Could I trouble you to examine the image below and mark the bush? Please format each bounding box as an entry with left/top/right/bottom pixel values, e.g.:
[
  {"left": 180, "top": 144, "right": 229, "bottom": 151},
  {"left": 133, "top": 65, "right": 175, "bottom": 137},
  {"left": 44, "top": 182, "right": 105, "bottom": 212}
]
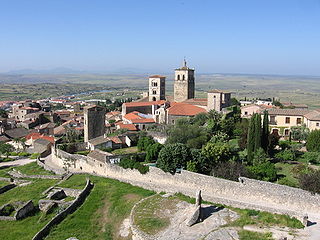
[
  {"left": 118, "top": 156, "right": 149, "bottom": 174},
  {"left": 0, "top": 204, "right": 14, "bottom": 216},
  {"left": 275, "top": 149, "right": 296, "bottom": 162},
  {"left": 277, "top": 177, "right": 297, "bottom": 187},
  {"left": 8, "top": 151, "right": 18, "bottom": 156},
  {"left": 145, "top": 143, "right": 163, "bottom": 163},
  {"left": 99, "top": 147, "right": 113, "bottom": 153},
  {"left": 306, "top": 129, "right": 320, "bottom": 152},
  {"left": 30, "top": 153, "right": 41, "bottom": 159},
  {"left": 212, "top": 161, "right": 248, "bottom": 181},
  {"left": 299, "top": 170, "right": 320, "bottom": 194},
  {"left": 137, "top": 136, "right": 155, "bottom": 151},
  {"left": 18, "top": 152, "right": 30, "bottom": 157},
  {"left": 301, "top": 152, "right": 320, "bottom": 164},
  {"left": 247, "top": 162, "right": 277, "bottom": 182}
]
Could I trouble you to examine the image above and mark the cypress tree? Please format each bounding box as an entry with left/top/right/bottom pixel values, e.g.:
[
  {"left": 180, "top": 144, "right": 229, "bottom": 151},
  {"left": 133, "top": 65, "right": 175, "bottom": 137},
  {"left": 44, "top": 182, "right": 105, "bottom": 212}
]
[
  {"left": 262, "top": 110, "right": 269, "bottom": 152},
  {"left": 247, "top": 114, "right": 256, "bottom": 164},
  {"left": 254, "top": 114, "right": 262, "bottom": 151}
]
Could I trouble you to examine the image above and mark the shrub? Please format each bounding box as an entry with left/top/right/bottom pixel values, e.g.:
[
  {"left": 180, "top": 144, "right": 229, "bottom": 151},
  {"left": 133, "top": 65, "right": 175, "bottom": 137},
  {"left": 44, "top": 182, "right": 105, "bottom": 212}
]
[
  {"left": 18, "top": 152, "right": 30, "bottom": 157},
  {"left": 247, "top": 162, "right": 277, "bottom": 182},
  {"left": 277, "top": 177, "right": 297, "bottom": 187},
  {"left": 137, "top": 136, "right": 155, "bottom": 151},
  {"left": 299, "top": 170, "right": 320, "bottom": 194},
  {"left": 8, "top": 151, "right": 18, "bottom": 156},
  {"left": 306, "top": 129, "right": 320, "bottom": 152},
  {"left": 275, "top": 149, "right": 296, "bottom": 162},
  {"left": 212, "top": 161, "right": 248, "bottom": 181},
  {"left": 118, "top": 156, "right": 149, "bottom": 174},
  {"left": 99, "top": 147, "right": 113, "bottom": 153},
  {"left": 30, "top": 153, "right": 41, "bottom": 159},
  {"left": 0, "top": 204, "right": 14, "bottom": 216},
  {"left": 301, "top": 152, "right": 320, "bottom": 164}
]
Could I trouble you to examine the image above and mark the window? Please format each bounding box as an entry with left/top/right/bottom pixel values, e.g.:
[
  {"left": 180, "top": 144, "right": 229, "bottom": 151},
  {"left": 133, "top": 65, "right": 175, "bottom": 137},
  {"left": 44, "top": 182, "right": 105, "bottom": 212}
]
[
  {"left": 152, "top": 90, "right": 156, "bottom": 95},
  {"left": 182, "top": 75, "right": 185, "bottom": 80},
  {"left": 270, "top": 116, "right": 276, "bottom": 124},
  {"left": 177, "top": 75, "right": 180, "bottom": 80},
  {"left": 297, "top": 118, "right": 302, "bottom": 124},
  {"left": 284, "top": 129, "right": 290, "bottom": 136},
  {"left": 152, "top": 82, "right": 158, "bottom": 87},
  {"left": 245, "top": 111, "right": 248, "bottom": 115},
  {"left": 316, "top": 123, "right": 319, "bottom": 127},
  {"left": 285, "top": 117, "right": 290, "bottom": 124}
]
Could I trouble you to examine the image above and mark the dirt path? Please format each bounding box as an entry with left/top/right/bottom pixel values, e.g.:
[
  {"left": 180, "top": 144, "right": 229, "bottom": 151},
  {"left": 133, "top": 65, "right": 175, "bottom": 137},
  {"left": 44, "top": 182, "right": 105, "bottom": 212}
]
[{"left": 0, "top": 158, "right": 36, "bottom": 168}]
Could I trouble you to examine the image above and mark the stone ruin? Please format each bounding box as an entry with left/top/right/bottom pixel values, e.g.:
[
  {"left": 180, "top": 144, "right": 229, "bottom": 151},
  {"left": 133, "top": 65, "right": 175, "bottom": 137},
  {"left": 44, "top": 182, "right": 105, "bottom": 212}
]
[
  {"left": 0, "top": 200, "right": 36, "bottom": 221},
  {"left": 186, "top": 190, "right": 203, "bottom": 226}
]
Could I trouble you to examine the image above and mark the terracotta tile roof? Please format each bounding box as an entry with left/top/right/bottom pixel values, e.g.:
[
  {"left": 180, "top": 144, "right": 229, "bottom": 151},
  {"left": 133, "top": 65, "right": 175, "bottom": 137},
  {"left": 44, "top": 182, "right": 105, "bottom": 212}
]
[
  {"left": 123, "top": 111, "right": 155, "bottom": 124},
  {"left": 109, "top": 136, "right": 123, "bottom": 144},
  {"left": 26, "top": 132, "right": 55, "bottom": 144},
  {"left": 123, "top": 100, "right": 166, "bottom": 107},
  {"left": 5, "top": 128, "right": 29, "bottom": 139},
  {"left": 116, "top": 123, "right": 137, "bottom": 131},
  {"left": 168, "top": 103, "right": 207, "bottom": 116},
  {"left": 267, "top": 108, "right": 311, "bottom": 116},
  {"left": 183, "top": 98, "right": 208, "bottom": 106},
  {"left": 304, "top": 110, "right": 320, "bottom": 121},
  {"left": 149, "top": 75, "right": 166, "bottom": 78},
  {"left": 107, "top": 111, "right": 121, "bottom": 116}
]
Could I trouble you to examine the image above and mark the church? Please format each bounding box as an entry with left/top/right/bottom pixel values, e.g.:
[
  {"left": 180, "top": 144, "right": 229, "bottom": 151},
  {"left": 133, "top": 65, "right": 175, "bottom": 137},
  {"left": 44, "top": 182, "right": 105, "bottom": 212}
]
[{"left": 121, "top": 60, "right": 231, "bottom": 127}]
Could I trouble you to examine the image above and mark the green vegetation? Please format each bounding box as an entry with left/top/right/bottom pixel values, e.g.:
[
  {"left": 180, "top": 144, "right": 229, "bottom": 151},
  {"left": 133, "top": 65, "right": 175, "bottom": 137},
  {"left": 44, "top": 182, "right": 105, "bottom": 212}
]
[
  {"left": 133, "top": 195, "right": 172, "bottom": 235},
  {"left": 57, "top": 174, "right": 88, "bottom": 189},
  {"left": 238, "top": 230, "right": 273, "bottom": 240},
  {"left": 15, "top": 162, "right": 54, "bottom": 176},
  {"left": 30, "top": 153, "right": 41, "bottom": 159},
  {"left": 111, "top": 146, "right": 139, "bottom": 155},
  {"left": 228, "top": 208, "right": 304, "bottom": 229},
  {"left": 118, "top": 156, "right": 149, "bottom": 174},
  {"left": 46, "top": 174, "right": 154, "bottom": 240},
  {"left": 306, "top": 129, "right": 320, "bottom": 152}
]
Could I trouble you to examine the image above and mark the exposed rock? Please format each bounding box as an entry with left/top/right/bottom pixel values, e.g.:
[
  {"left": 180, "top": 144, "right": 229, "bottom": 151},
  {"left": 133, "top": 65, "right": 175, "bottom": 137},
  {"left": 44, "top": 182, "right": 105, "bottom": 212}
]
[
  {"left": 204, "top": 228, "right": 239, "bottom": 240},
  {"left": 186, "top": 205, "right": 201, "bottom": 227},
  {"left": 48, "top": 189, "right": 67, "bottom": 200}
]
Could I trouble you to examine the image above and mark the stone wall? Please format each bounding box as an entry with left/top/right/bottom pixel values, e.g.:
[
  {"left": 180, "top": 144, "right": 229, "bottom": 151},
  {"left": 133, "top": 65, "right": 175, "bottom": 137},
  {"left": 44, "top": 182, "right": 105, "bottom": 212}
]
[
  {"left": 32, "top": 179, "right": 93, "bottom": 240},
  {"left": 51, "top": 148, "right": 320, "bottom": 219},
  {"left": 37, "top": 159, "right": 66, "bottom": 175},
  {"left": 15, "top": 200, "right": 35, "bottom": 220},
  {"left": 8, "top": 169, "right": 62, "bottom": 180},
  {"left": 0, "top": 184, "right": 16, "bottom": 194}
]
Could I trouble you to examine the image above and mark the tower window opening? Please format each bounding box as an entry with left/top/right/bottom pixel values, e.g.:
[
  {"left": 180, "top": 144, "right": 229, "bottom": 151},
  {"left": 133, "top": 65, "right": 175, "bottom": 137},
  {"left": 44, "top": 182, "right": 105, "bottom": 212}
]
[
  {"left": 177, "top": 75, "right": 180, "bottom": 80},
  {"left": 182, "top": 75, "right": 185, "bottom": 80}
]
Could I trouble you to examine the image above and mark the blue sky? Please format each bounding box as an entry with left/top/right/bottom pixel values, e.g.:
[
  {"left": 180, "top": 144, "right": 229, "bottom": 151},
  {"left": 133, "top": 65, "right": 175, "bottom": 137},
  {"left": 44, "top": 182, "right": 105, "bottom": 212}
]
[{"left": 1, "top": 0, "right": 320, "bottom": 75}]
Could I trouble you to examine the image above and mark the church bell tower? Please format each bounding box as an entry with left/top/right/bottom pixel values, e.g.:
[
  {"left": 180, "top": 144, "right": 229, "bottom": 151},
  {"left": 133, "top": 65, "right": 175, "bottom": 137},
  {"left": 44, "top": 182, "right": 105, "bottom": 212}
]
[{"left": 173, "top": 59, "right": 195, "bottom": 102}]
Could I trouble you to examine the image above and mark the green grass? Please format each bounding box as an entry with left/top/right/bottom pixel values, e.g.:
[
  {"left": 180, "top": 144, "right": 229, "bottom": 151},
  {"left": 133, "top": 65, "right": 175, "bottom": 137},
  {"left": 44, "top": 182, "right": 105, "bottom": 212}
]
[
  {"left": 57, "top": 174, "right": 88, "bottom": 189},
  {"left": 133, "top": 195, "right": 171, "bottom": 235},
  {"left": 228, "top": 208, "right": 304, "bottom": 229},
  {"left": 239, "top": 230, "right": 274, "bottom": 240},
  {"left": 275, "top": 162, "right": 299, "bottom": 187},
  {"left": 15, "top": 162, "right": 55, "bottom": 176},
  {"left": 111, "top": 146, "right": 139, "bottom": 155},
  {"left": 0, "top": 179, "right": 58, "bottom": 206},
  {"left": 46, "top": 175, "right": 154, "bottom": 240},
  {"left": 0, "top": 180, "right": 10, "bottom": 188}
]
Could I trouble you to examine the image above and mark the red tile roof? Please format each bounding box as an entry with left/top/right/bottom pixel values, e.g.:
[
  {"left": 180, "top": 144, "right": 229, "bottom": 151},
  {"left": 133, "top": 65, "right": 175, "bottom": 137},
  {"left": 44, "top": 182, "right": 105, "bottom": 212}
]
[
  {"left": 149, "top": 75, "right": 166, "bottom": 78},
  {"left": 123, "top": 111, "right": 155, "bottom": 124},
  {"left": 26, "top": 133, "right": 55, "bottom": 144},
  {"left": 168, "top": 103, "right": 207, "bottom": 116},
  {"left": 116, "top": 123, "right": 137, "bottom": 131}
]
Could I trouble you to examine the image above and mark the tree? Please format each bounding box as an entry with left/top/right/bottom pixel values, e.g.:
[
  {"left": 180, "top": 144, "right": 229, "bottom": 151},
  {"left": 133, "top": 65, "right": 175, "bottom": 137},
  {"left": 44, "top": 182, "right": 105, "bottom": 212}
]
[
  {"left": 236, "top": 119, "right": 249, "bottom": 150},
  {"left": 212, "top": 161, "right": 248, "bottom": 181},
  {"left": 202, "top": 141, "right": 231, "bottom": 166},
  {"left": 0, "top": 109, "right": 8, "bottom": 118},
  {"left": 306, "top": 129, "right": 320, "bottom": 152},
  {"left": 157, "top": 143, "right": 190, "bottom": 174},
  {"left": 145, "top": 143, "right": 163, "bottom": 162},
  {"left": 0, "top": 142, "right": 14, "bottom": 158},
  {"left": 247, "top": 162, "right": 277, "bottom": 182},
  {"left": 252, "top": 148, "right": 269, "bottom": 165},
  {"left": 261, "top": 110, "right": 269, "bottom": 152},
  {"left": 299, "top": 170, "right": 320, "bottom": 194},
  {"left": 254, "top": 114, "right": 262, "bottom": 151},
  {"left": 137, "top": 136, "right": 155, "bottom": 151},
  {"left": 291, "top": 124, "right": 310, "bottom": 142},
  {"left": 247, "top": 114, "right": 256, "bottom": 164}
]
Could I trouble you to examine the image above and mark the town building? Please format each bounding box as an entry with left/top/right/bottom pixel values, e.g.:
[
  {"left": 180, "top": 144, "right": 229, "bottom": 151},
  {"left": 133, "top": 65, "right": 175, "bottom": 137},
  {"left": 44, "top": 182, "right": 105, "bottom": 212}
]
[
  {"left": 148, "top": 75, "right": 166, "bottom": 101},
  {"left": 84, "top": 105, "right": 106, "bottom": 142},
  {"left": 174, "top": 59, "right": 195, "bottom": 102}
]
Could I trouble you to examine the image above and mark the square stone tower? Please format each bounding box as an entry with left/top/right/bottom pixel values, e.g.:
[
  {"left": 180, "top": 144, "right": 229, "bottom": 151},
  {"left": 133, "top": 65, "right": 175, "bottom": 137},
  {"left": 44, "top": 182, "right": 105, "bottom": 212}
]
[
  {"left": 149, "top": 75, "right": 166, "bottom": 101},
  {"left": 207, "top": 90, "right": 231, "bottom": 112},
  {"left": 84, "top": 105, "right": 106, "bottom": 142},
  {"left": 174, "top": 59, "right": 195, "bottom": 102}
]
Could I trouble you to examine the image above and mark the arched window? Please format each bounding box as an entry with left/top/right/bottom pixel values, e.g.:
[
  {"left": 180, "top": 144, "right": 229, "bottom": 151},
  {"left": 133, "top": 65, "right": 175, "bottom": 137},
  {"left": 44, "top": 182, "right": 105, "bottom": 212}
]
[
  {"left": 177, "top": 75, "right": 180, "bottom": 80},
  {"left": 153, "top": 97, "right": 156, "bottom": 101},
  {"left": 182, "top": 75, "right": 185, "bottom": 80}
]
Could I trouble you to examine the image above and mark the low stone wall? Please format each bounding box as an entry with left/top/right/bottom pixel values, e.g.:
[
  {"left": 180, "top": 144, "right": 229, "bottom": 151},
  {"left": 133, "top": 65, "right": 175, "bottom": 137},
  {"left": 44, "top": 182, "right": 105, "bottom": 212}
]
[
  {"left": 15, "top": 200, "right": 35, "bottom": 220},
  {"left": 51, "top": 148, "right": 320, "bottom": 220},
  {"left": 0, "top": 184, "right": 16, "bottom": 194},
  {"left": 32, "top": 179, "right": 94, "bottom": 240},
  {"left": 8, "top": 169, "right": 62, "bottom": 180},
  {"left": 37, "top": 159, "right": 66, "bottom": 175}
]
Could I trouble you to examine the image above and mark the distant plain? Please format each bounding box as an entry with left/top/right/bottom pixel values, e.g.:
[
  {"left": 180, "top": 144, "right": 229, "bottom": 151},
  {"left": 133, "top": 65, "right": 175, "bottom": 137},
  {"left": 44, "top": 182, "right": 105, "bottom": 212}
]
[{"left": 0, "top": 73, "right": 319, "bottom": 108}]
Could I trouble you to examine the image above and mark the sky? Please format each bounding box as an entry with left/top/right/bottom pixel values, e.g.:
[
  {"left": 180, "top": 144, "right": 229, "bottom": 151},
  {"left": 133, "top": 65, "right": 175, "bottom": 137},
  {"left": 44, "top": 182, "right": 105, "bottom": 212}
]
[{"left": 1, "top": 0, "right": 320, "bottom": 75}]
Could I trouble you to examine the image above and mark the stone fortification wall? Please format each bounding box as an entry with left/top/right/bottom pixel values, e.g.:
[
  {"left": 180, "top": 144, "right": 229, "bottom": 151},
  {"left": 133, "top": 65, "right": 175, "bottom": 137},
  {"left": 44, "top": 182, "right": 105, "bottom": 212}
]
[
  {"left": 37, "top": 159, "right": 66, "bottom": 175},
  {"left": 51, "top": 148, "right": 320, "bottom": 219},
  {"left": 32, "top": 179, "right": 93, "bottom": 240},
  {"left": 8, "top": 169, "right": 62, "bottom": 180}
]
